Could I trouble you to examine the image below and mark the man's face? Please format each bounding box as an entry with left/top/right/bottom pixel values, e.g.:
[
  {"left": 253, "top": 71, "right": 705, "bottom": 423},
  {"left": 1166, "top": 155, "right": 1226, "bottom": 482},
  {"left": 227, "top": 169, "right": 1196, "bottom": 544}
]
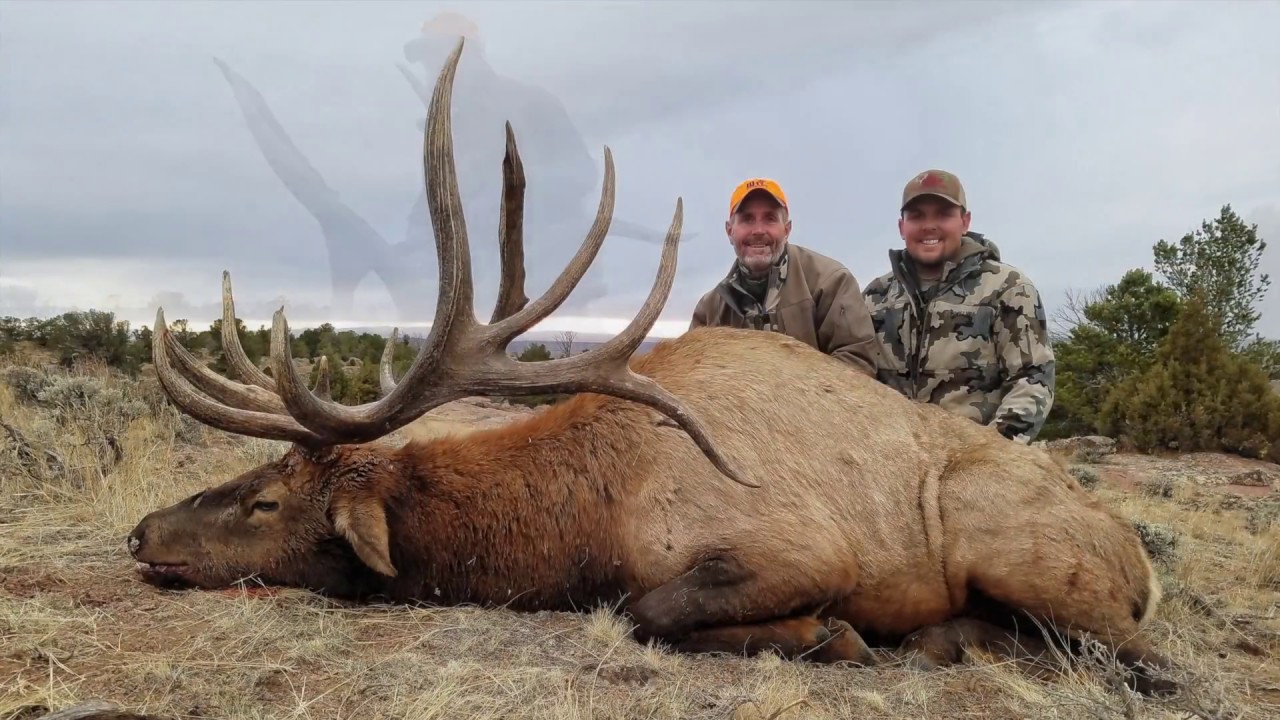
[
  {"left": 898, "top": 196, "right": 971, "bottom": 270},
  {"left": 726, "top": 192, "right": 791, "bottom": 275}
]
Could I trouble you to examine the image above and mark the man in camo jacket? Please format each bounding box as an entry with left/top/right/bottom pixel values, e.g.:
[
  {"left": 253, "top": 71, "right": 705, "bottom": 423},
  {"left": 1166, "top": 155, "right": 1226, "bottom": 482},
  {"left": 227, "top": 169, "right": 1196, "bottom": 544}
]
[{"left": 862, "top": 169, "right": 1056, "bottom": 443}]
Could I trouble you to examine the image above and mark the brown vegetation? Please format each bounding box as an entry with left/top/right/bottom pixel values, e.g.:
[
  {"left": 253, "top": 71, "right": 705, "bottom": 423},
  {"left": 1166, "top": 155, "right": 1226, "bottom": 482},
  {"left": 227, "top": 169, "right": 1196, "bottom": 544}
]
[{"left": 3, "top": 357, "right": 1279, "bottom": 719}]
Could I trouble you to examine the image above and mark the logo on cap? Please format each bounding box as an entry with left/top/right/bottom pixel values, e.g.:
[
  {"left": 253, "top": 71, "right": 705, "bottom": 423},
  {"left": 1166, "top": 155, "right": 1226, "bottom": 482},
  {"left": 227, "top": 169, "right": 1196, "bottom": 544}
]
[
  {"left": 919, "top": 172, "right": 947, "bottom": 188},
  {"left": 902, "top": 169, "right": 965, "bottom": 210},
  {"left": 729, "top": 177, "right": 788, "bottom": 216}
]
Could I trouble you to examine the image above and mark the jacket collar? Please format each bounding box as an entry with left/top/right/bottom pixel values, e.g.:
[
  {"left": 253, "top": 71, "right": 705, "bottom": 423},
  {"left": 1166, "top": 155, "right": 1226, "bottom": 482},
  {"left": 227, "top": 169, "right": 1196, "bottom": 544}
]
[
  {"left": 716, "top": 245, "right": 791, "bottom": 317},
  {"left": 888, "top": 232, "right": 997, "bottom": 301}
]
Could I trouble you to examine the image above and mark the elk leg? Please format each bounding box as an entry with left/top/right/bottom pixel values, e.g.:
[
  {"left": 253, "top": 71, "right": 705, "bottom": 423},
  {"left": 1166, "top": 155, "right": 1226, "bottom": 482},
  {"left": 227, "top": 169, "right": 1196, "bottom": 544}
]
[
  {"left": 667, "top": 616, "right": 876, "bottom": 665},
  {"left": 963, "top": 555, "right": 1179, "bottom": 696},
  {"left": 626, "top": 553, "right": 872, "bottom": 665},
  {"left": 897, "top": 617, "right": 1061, "bottom": 680}
]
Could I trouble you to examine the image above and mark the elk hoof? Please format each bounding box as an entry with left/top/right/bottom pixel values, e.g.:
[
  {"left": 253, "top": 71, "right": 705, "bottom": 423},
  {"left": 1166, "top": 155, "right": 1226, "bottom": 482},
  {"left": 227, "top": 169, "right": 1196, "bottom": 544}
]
[
  {"left": 1131, "top": 671, "right": 1181, "bottom": 698},
  {"left": 812, "top": 618, "right": 877, "bottom": 666}
]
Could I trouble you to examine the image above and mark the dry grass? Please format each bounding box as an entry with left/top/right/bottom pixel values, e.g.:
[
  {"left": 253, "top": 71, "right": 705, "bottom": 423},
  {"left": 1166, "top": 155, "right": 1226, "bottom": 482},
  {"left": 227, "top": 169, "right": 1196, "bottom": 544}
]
[{"left": 2, "top": 356, "right": 1279, "bottom": 719}]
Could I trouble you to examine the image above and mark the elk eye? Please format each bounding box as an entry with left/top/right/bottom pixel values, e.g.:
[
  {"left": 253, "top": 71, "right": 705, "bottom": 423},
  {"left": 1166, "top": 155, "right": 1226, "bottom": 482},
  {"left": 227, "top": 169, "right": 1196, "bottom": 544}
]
[{"left": 252, "top": 500, "right": 280, "bottom": 513}]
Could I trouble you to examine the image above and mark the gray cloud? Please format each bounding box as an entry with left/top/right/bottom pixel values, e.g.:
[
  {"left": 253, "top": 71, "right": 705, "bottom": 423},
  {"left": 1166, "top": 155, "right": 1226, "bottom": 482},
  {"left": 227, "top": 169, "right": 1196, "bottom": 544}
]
[{"left": 1, "top": 0, "right": 1277, "bottom": 341}]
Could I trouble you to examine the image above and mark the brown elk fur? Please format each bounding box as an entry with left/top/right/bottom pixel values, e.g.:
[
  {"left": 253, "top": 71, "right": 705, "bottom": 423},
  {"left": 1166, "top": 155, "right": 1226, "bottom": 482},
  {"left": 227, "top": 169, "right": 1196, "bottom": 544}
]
[{"left": 127, "top": 36, "right": 1179, "bottom": 697}]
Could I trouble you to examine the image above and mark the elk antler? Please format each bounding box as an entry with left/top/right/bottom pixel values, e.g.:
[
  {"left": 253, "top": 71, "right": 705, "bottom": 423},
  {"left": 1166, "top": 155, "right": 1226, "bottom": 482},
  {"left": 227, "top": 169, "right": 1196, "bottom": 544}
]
[
  {"left": 151, "top": 37, "right": 757, "bottom": 488},
  {"left": 311, "top": 355, "right": 333, "bottom": 402}
]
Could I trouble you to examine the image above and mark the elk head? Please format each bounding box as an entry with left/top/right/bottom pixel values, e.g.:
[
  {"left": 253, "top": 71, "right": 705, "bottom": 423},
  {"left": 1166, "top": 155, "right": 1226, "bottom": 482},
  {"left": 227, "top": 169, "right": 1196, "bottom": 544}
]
[
  {"left": 127, "top": 37, "right": 756, "bottom": 594},
  {"left": 127, "top": 440, "right": 401, "bottom": 596}
]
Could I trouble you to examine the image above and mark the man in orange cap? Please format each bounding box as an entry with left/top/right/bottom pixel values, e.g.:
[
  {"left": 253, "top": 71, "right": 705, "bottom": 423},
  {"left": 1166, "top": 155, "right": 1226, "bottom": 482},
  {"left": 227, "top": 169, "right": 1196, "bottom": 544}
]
[
  {"left": 689, "top": 177, "right": 883, "bottom": 378},
  {"left": 862, "top": 169, "right": 1056, "bottom": 443}
]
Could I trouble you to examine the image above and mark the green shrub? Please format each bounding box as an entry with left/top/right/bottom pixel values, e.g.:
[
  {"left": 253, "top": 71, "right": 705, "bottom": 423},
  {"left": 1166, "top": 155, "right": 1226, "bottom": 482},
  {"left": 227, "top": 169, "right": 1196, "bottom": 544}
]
[
  {"left": 1068, "top": 465, "right": 1100, "bottom": 490},
  {"left": 1100, "top": 292, "right": 1280, "bottom": 462}
]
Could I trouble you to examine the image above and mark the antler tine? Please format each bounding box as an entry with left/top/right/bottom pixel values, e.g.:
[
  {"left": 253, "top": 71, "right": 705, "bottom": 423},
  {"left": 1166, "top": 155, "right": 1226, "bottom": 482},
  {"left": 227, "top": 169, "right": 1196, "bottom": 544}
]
[
  {"left": 577, "top": 197, "right": 680, "bottom": 365},
  {"left": 380, "top": 120, "right": 527, "bottom": 389},
  {"left": 161, "top": 327, "right": 288, "bottom": 415},
  {"left": 151, "top": 308, "right": 327, "bottom": 446},
  {"left": 442, "top": 198, "right": 758, "bottom": 489},
  {"left": 312, "top": 355, "right": 332, "bottom": 401},
  {"left": 379, "top": 327, "right": 400, "bottom": 398},
  {"left": 377, "top": 116, "right": 524, "bottom": 393},
  {"left": 489, "top": 121, "right": 530, "bottom": 325},
  {"left": 480, "top": 145, "right": 615, "bottom": 353},
  {"left": 262, "top": 37, "right": 482, "bottom": 442},
  {"left": 221, "top": 271, "right": 276, "bottom": 391}
]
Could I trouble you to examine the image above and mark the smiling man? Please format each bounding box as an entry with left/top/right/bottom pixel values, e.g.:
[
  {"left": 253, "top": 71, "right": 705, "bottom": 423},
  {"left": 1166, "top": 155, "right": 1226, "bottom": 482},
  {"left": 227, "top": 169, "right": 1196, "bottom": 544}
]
[
  {"left": 689, "top": 177, "right": 882, "bottom": 378},
  {"left": 862, "top": 170, "right": 1056, "bottom": 443}
]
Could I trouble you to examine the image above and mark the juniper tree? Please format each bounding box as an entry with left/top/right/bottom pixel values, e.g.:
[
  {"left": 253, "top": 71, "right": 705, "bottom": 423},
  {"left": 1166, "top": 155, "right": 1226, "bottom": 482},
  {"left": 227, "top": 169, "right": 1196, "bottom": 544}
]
[{"left": 1153, "top": 204, "right": 1271, "bottom": 350}]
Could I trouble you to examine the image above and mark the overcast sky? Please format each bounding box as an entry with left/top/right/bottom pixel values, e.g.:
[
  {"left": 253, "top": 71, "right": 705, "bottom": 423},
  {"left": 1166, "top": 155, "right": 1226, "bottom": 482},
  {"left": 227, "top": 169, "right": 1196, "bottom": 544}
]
[{"left": 2, "top": 0, "right": 1277, "bottom": 340}]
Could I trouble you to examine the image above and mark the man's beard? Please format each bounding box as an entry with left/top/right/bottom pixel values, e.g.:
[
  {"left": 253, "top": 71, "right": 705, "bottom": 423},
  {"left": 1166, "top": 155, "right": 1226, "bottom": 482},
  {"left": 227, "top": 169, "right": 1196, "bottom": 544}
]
[{"left": 738, "top": 244, "right": 785, "bottom": 277}]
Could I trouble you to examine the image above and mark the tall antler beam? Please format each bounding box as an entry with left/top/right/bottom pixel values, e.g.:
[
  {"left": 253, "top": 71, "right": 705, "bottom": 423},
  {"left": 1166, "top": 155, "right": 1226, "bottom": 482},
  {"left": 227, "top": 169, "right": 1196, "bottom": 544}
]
[{"left": 150, "top": 36, "right": 757, "bottom": 489}]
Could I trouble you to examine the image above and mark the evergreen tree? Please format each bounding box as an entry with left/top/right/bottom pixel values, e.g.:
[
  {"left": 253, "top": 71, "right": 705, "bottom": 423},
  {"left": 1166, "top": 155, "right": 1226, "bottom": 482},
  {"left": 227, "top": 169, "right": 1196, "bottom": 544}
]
[
  {"left": 1153, "top": 204, "right": 1271, "bottom": 350},
  {"left": 1100, "top": 290, "right": 1280, "bottom": 460},
  {"left": 517, "top": 343, "right": 552, "bottom": 362},
  {"left": 1042, "top": 269, "right": 1183, "bottom": 438}
]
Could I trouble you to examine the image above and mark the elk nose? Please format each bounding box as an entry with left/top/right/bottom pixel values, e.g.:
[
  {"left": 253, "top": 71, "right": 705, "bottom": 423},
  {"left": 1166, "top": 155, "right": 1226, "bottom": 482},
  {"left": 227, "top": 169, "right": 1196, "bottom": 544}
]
[{"left": 126, "top": 528, "right": 144, "bottom": 558}]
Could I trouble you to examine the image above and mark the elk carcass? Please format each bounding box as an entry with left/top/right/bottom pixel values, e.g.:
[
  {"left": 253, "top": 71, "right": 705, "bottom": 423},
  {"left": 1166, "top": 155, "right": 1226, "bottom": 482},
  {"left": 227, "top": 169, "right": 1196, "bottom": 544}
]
[{"left": 127, "top": 37, "right": 1178, "bottom": 696}]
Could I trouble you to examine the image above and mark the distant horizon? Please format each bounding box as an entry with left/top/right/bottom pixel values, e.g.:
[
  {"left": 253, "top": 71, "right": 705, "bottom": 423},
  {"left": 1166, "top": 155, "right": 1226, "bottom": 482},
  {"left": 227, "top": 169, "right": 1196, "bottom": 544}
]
[
  {"left": 5, "top": 308, "right": 693, "bottom": 341},
  {"left": 7, "top": 301, "right": 1277, "bottom": 343}
]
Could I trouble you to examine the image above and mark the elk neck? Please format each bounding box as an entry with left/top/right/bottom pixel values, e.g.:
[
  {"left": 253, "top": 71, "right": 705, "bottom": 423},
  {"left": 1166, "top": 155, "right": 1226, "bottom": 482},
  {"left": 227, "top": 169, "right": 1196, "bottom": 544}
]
[{"left": 378, "top": 395, "right": 642, "bottom": 611}]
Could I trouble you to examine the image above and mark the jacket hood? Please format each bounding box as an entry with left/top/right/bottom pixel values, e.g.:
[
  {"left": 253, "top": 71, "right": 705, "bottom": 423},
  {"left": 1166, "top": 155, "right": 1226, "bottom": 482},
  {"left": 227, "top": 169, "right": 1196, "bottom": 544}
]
[{"left": 960, "top": 231, "right": 1000, "bottom": 262}]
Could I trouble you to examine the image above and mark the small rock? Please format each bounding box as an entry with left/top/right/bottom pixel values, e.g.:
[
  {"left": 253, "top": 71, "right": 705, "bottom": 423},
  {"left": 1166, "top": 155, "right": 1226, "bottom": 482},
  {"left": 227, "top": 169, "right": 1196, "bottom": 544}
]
[
  {"left": 596, "top": 664, "right": 658, "bottom": 686},
  {"left": 31, "top": 700, "right": 174, "bottom": 720},
  {"left": 730, "top": 700, "right": 810, "bottom": 720},
  {"left": 1228, "top": 469, "right": 1278, "bottom": 489},
  {"left": 1216, "top": 494, "right": 1247, "bottom": 512},
  {"left": 1246, "top": 501, "right": 1280, "bottom": 535},
  {"left": 1234, "top": 638, "right": 1268, "bottom": 657},
  {"left": 1042, "top": 435, "right": 1116, "bottom": 459}
]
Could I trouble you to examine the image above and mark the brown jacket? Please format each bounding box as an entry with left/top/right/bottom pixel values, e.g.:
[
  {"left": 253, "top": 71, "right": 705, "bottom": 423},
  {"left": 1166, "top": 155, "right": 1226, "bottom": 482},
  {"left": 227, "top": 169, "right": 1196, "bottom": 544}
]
[{"left": 689, "top": 244, "right": 882, "bottom": 377}]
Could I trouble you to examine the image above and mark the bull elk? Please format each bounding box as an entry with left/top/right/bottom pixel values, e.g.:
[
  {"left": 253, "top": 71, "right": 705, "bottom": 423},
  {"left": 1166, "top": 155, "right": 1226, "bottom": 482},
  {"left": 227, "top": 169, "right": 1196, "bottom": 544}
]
[{"left": 128, "top": 37, "right": 1179, "bottom": 697}]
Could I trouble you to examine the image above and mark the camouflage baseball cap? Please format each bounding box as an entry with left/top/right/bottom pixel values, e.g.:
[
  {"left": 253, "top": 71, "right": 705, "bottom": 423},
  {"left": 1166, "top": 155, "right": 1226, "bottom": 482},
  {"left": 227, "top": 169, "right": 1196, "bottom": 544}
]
[{"left": 901, "top": 169, "right": 966, "bottom": 211}]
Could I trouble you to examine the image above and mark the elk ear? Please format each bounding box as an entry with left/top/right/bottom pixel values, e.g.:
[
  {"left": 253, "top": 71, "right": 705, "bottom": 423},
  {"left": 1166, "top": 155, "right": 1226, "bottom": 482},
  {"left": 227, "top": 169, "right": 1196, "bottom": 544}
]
[{"left": 330, "top": 492, "right": 397, "bottom": 578}]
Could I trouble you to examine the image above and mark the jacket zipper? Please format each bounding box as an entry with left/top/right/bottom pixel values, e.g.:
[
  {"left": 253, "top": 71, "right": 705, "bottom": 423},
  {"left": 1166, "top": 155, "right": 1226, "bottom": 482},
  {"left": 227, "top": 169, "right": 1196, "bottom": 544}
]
[{"left": 909, "top": 292, "right": 924, "bottom": 397}]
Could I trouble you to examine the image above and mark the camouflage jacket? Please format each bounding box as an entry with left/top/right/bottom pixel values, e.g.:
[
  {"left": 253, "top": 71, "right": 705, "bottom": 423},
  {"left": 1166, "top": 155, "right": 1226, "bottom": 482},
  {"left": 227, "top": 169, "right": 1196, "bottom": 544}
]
[
  {"left": 690, "top": 244, "right": 882, "bottom": 377},
  {"left": 862, "top": 233, "right": 1056, "bottom": 443}
]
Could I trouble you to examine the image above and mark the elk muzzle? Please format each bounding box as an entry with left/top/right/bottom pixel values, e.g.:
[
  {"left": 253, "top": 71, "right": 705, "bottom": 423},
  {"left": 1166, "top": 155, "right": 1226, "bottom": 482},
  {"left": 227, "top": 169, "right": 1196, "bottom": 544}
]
[{"left": 126, "top": 502, "right": 206, "bottom": 589}]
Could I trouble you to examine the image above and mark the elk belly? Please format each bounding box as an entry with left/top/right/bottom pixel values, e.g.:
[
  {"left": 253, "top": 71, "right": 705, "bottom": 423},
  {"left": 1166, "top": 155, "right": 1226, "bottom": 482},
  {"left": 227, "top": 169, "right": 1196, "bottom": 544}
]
[{"left": 830, "top": 571, "right": 953, "bottom": 637}]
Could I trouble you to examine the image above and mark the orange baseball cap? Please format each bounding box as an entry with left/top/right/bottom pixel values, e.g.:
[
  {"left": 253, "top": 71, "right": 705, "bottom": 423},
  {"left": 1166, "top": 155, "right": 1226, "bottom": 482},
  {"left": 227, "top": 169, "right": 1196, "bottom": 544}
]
[{"left": 729, "top": 177, "right": 788, "bottom": 216}]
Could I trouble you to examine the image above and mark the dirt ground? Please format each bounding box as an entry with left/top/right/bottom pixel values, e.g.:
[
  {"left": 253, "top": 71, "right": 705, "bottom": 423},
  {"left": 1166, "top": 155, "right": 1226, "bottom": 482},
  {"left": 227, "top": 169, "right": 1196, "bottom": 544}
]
[{"left": 2, "top": 360, "right": 1278, "bottom": 720}]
